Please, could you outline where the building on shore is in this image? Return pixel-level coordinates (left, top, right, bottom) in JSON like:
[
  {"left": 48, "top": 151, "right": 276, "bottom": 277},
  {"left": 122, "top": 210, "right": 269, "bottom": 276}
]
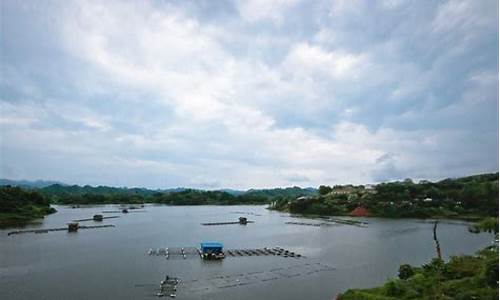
[{"left": 350, "top": 207, "right": 370, "bottom": 217}]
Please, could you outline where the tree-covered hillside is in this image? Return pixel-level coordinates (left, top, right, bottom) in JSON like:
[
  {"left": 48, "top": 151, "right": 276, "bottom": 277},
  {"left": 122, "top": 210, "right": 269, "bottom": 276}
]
[
  {"left": 0, "top": 186, "right": 56, "bottom": 226},
  {"left": 271, "top": 173, "right": 499, "bottom": 218},
  {"left": 0, "top": 183, "right": 317, "bottom": 205}
]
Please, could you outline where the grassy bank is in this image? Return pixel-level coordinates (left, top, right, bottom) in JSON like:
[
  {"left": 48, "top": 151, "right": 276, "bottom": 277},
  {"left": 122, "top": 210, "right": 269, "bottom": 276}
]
[
  {"left": 338, "top": 246, "right": 498, "bottom": 300},
  {"left": 338, "top": 218, "right": 499, "bottom": 300}
]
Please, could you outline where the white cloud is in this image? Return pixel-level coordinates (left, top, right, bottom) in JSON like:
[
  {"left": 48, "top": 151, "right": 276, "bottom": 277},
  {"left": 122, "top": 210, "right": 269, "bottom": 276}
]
[
  {"left": 380, "top": 0, "right": 406, "bottom": 10},
  {"left": 330, "top": 0, "right": 363, "bottom": 17},
  {"left": 0, "top": 0, "right": 497, "bottom": 189},
  {"left": 282, "top": 43, "right": 369, "bottom": 80},
  {"left": 432, "top": 0, "right": 484, "bottom": 33},
  {"left": 236, "top": 0, "right": 300, "bottom": 24}
]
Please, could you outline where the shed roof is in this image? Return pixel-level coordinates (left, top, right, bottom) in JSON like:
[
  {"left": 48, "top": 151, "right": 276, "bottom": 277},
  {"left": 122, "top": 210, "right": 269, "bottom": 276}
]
[{"left": 201, "top": 242, "right": 223, "bottom": 248}]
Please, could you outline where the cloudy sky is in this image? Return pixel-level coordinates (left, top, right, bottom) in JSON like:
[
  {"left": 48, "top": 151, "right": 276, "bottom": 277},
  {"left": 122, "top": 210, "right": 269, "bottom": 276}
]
[{"left": 0, "top": 0, "right": 498, "bottom": 189}]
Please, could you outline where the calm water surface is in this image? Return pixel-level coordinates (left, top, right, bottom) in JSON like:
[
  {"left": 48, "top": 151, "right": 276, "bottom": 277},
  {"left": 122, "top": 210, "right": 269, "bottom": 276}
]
[{"left": 0, "top": 205, "right": 493, "bottom": 300}]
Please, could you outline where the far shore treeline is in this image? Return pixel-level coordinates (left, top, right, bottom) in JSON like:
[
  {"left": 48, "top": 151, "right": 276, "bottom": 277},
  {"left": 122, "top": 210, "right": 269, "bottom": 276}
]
[
  {"left": 271, "top": 173, "right": 498, "bottom": 219},
  {"left": 0, "top": 172, "right": 498, "bottom": 225}
]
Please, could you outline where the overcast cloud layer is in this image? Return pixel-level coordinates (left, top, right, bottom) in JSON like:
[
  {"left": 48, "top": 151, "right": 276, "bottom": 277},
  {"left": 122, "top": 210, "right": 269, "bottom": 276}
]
[{"left": 1, "top": 0, "right": 498, "bottom": 189}]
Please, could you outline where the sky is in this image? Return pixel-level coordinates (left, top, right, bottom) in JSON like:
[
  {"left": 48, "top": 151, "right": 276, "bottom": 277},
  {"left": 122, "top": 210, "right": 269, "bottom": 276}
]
[{"left": 0, "top": 0, "right": 498, "bottom": 189}]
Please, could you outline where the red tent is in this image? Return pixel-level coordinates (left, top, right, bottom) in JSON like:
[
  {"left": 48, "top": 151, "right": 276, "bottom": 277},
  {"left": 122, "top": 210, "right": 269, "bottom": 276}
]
[{"left": 350, "top": 207, "right": 370, "bottom": 217}]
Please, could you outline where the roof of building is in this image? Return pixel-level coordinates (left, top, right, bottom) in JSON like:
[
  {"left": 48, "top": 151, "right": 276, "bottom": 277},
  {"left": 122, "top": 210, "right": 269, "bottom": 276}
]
[
  {"left": 350, "top": 207, "right": 370, "bottom": 217},
  {"left": 201, "top": 242, "right": 223, "bottom": 249}
]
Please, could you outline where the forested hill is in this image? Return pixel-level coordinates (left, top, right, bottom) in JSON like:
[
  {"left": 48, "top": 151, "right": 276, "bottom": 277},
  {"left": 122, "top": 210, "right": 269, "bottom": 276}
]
[
  {"left": 0, "top": 183, "right": 317, "bottom": 205},
  {"left": 2, "top": 173, "right": 498, "bottom": 215},
  {"left": 0, "top": 186, "right": 56, "bottom": 226},
  {"left": 271, "top": 172, "right": 499, "bottom": 218},
  {"left": 0, "top": 179, "right": 63, "bottom": 188}
]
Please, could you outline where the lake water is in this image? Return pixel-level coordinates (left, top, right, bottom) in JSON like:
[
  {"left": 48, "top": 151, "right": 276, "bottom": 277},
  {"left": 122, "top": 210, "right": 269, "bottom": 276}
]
[{"left": 0, "top": 205, "right": 493, "bottom": 300}]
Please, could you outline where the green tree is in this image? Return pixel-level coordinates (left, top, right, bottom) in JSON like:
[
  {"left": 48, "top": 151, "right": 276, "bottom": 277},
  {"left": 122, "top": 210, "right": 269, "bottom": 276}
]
[
  {"left": 398, "top": 264, "right": 414, "bottom": 280},
  {"left": 319, "top": 185, "right": 333, "bottom": 195}
]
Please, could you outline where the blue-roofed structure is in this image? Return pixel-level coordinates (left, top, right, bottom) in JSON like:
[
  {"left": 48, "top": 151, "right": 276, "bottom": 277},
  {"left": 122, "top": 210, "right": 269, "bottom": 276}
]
[
  {"left": 200, "top": 241, "right": 225, "bottom": 260},
  {"left": 200, "top": 242, "right": 223, "bottom": 253}
]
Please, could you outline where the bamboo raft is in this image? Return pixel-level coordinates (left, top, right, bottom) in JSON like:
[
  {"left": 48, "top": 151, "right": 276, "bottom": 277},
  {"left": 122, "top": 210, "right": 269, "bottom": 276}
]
[{"left": 7, "top": 224, "right": 115, "bottom": 236}]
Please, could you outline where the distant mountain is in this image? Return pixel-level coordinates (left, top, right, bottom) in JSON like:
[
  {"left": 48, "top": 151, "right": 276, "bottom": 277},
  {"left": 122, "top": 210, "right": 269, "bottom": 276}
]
[
  {"left": 219, "top": 189, "right": 246, "bottom": 196},
  {"left": 40, "top": 184, "right": 160, "bottom": 197},
  {"left": 244, "top": 186, "right": 318, "bottom": 199},
  {"left": 0, "top": 179, "right": 66, "bottom": 189},
  {"left": 0, "top": 179, "right": 317, "bottom": 200}
]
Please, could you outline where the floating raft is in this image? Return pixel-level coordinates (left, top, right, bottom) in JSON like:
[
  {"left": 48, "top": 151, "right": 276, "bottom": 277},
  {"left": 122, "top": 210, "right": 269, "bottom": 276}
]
[
  {"left": 136, "top": 262, "right": 335, "bottom": 295},
  {"left": 327, "top": 218, "right": 368, "bottom": 226},
  {"left": 201, "top": 221, "right": 255, "bottom": 226},
  {"left": 148, "top": 247, "right": 201, "bottom": 259},
  {"left": 148, "top": 246, "right": 304, "bottom": 259},
  {"left": 285, "top": 221, "right": 334, "bottom": 227},
  {"left": 135, "top": 275, "right": 179, "bottom": 298},
  {"left": 7, "top": 224, "right": 115, "bottom": 236},
  {"left": 158, "top": 275, "right": 179, "bottom": 298},
  {"left": 102, "top": 210, "right": 146, "bottom": 213},
  {"left": 225, "top": 247, "right": 303, "bottom": 258},
  {"left": 286, "top": 216, "right": 368, "bottom": 227},
  {"left": 230, "top": 211, "right": 262, "bottom": 216},
  {"left": 72, "top": 216, "right": 120, "bottom": 222}
]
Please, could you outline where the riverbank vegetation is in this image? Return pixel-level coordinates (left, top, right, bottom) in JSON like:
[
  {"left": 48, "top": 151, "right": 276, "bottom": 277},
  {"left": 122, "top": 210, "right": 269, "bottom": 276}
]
[
  {"left": 0, "top": 186, "right": 56, "bottom": 226},
  {"left": 1, "top": 173, "right": 497, "bottom": 221},
  {"left": 1, "top": 184, "right": 315, "bottom": 224},
  {"left": 338, "top": 218, "right": 498, "bottom": 300},
  {"left": 270, "top": 173, "right": 498, "bottom": 219},
  {"left": 339, "top": 247, "right": 498, "bottom": 300}
]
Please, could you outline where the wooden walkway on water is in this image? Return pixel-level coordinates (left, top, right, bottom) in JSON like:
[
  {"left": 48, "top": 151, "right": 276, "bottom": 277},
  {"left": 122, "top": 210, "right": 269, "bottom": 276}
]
[
  {"left": 285, "top": 221, "right": 335, "bottom": 227},
  {"left": 72, "top": 216, "right": 120, "bottom": 222},
  {"left": 201, "top": 221, "right": 255, "bottom": 226},
  {"left": 7, "top": 225, "right": 115, "bottom": 236},
  {"left": 148, "top": 247, "right": 201, "bottom": 259},
  {"left": 285, "top": 216, "right": 368, "bottom": 227}
]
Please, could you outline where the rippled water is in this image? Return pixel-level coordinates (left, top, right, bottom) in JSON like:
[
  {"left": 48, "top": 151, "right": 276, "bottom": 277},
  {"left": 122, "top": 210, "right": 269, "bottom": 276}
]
[{"left": 0, "top": 205, "right": 493, "bottom": 300}]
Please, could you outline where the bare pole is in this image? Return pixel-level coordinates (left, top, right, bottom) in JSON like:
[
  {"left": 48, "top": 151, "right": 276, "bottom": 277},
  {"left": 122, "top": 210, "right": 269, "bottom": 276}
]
[{"left": 433, "top": 220, "right": 442, "bottom": 260}]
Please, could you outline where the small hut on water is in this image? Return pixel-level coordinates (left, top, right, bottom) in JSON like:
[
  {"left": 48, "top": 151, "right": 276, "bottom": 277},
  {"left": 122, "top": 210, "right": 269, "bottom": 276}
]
[{"left": 200, "top": 242, "right": 225, "bottom": 260}]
